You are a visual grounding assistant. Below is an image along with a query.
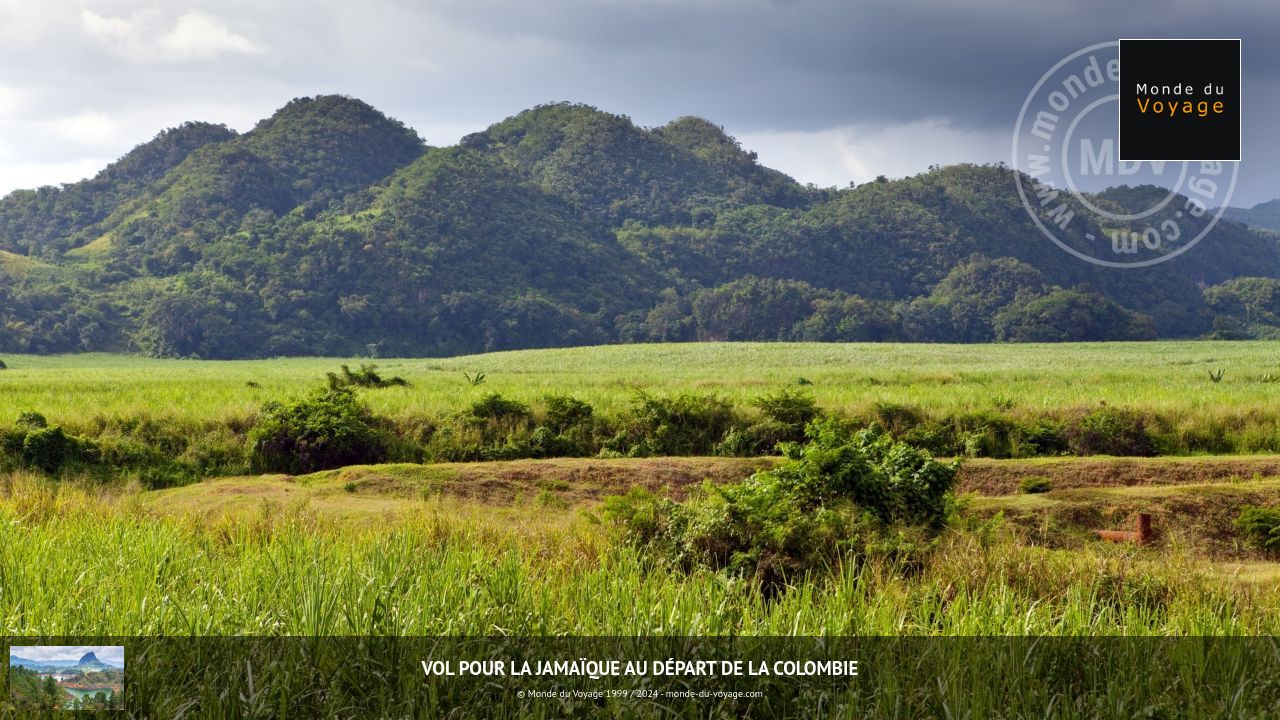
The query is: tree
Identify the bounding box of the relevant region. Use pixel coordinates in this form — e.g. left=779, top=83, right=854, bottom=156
left=994, top=288, right=1157, bottom=342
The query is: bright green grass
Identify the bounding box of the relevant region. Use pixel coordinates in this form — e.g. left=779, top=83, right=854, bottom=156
left=1, top=474, right=1276, bottom=637
left=2, top=341, right=1280, bottom=430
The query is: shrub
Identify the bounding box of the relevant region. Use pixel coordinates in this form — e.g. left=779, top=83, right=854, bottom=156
left=752, top=387, right=819, bottom=428
left=608, top=392, right=739, bottom=457
left=0, top=428, right=23, bottom=464
left=536, top=488, right=570, bottom=509
left=542, top=395, right=593, bottom=434
left=0, top=359, right=7, bottom=369
left=16, top=411, right=47, bottom=430
left=1064, top=406, right=1155, bottom=456
left=604, top=420, right=959, bottom=592
left=1017, top=418, right=1067, bottom=456
left=1234, top=506, right=1280, bottom=555
left=718, top=387, right=822, bottom=455
left=872, top=401, right=925, bottom=434
left=716, top=419, right=796, bottom=457
left=249, top=389, right=389, bottom=474
left=21, top=426, right=93, bottom=474
left=468, top=393, right=531, bottom=422
left=326, top=364, right=408, bottom=390
left=1019, top=476, right=1053, bottom=494
left=952, top=411, right=1018, bottom=458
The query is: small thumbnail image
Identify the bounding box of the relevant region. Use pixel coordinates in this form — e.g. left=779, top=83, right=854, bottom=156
left=8, top=645, right=124, bottom=712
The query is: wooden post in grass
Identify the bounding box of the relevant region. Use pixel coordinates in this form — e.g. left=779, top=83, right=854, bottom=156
left=1098, top=513, right=1153, bottom=546
left=1135, top=513, right=1152, bottom=545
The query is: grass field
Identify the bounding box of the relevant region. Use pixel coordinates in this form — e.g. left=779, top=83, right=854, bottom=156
left=3, top=341, right=1280, bottom=427
left=1, top=343, right=1279, bottom=642
left=1, top=465, right=1278, bottom=637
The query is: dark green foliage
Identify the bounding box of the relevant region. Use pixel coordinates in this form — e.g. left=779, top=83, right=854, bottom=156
left=16, top=411, right=47, bottom=429
left=249, top=389, right=390, bottom=474
left=720, top=387, right=821, bottom=456
left=8, top=665, right=61, bottom=710
left=468, top=393, right=531, bottom=422
left=994, top=288, right=1158, bottom=342
left=542, top=395, right=594, bottom=433
left=873, top=402, right=926, bottom=434
left=4, top=96, right=1280, bottom=355
left=690, top=276, right=827, bottom=341
left=0, top=122, right=236, bottom=255
left=1203, top=278, right=1280, bottom=339
left=22, top=425, right=73, bottom=473
left=326, top=364, right=408, bottom=390
left=1065, top=406, right=1156, bottom=457
left=2, top=411, right=97, bottom=474
left=1019, top=476, right=1053, bottom=494
left=1234, top=506, right=1280, bottom=555
left=926, top=255, right=1046, bottom=341
left=604, top=420, right=958, bottom=591
left=0, top=358, right=7, bottom=368
left=608, top=392, right=740, bottom=457
left=753, top=387, right=819, bottom=427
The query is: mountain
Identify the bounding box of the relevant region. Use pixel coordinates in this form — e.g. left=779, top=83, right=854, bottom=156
left=2, top=95, right=1280, bottom=357
left=1222, top=199, right=1280, bottom=233
left=9, top=656, right=55, bottom=670
left=0, top=121, right=236, bottom=255
left=75, top=651, right=118, bottom=670
left=7, top=652, right=118, bottom=671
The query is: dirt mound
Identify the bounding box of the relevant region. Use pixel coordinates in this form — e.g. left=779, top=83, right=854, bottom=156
left=958, top=456, right=1280, bottom=495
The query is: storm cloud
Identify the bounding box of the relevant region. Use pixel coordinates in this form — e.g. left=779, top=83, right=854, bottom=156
left=1, top=0, right=1276, bottom=203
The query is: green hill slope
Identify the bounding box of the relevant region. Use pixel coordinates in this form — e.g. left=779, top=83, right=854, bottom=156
left=2, top=97, right=1279, bottom=356
left=1222, top=198, right=1280, bottom=233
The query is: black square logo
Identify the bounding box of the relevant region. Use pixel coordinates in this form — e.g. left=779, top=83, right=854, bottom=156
left=1119, top=39, right=1240, bottom=161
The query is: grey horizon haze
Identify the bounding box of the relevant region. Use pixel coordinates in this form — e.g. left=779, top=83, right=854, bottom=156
left=1, top=0, right=1276, bottom=206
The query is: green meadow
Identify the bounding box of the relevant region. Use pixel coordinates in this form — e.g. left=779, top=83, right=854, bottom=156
left=1, top=472, right=1276, bottom=637
left=0, top=342, right=1278, bottom=645
left=4, top=340, right=1280, bottom=425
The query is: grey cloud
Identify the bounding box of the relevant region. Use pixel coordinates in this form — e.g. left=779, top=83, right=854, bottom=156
left=0, top=0, right=1275, bottom=203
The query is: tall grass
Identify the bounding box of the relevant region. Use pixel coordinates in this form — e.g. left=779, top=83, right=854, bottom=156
left=6, top=343, right=1280, bottom=463
left=2, top=341, right=1280, bottom=424
left=1, top=473, right=1275, bottom=637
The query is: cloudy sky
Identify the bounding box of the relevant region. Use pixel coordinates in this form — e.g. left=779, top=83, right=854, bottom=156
left=10, top=645, right=125, bottom=666
left=1, top=0, right=1277, bottom=205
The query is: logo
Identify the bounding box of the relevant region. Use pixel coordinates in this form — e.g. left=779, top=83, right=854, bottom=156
left=1012, top=41, right=1238, bottom=268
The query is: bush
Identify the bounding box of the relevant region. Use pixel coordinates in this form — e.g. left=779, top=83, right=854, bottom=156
left=326, top=364, right=408, bottom=390
left=752, top=387, right=819, bottom=427
left=716, top=419, right=796, bottom=457
left=1234, top=506, right=1280, bottom=555
left=468, top=393, right=531, bottom=422
left=1, top=412, right=96, bottom=475
left=16, top=411, right=47, bottom=430
left=21, top=426, right=95, bottom=474
left=872, top=402, right=925, bottom=434
left=249, top=389, right=390, bottom=474
left=1064, top=406, right=1155, bottom=456
left=0, top=359, right=7, bottom=369
left=1019, top=476, right=1053, bottom=494
left=718, top=387, right=822, bottom=455
left=607, top=392, right=740, bottom=457
left=1017, top=418, right=1068, bottom=456
left=542, top=395, right=593, bottom=434
left=604, top=420, right=959, bottom=592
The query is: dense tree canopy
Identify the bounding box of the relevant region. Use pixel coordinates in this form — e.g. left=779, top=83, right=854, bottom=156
left=2, top=96, right=1279, bottom=357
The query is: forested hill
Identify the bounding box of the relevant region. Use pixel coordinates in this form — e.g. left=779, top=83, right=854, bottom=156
left=2, top=95, right=1279, bottom=358
left=1223, top=199, right=1280, bottom=234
